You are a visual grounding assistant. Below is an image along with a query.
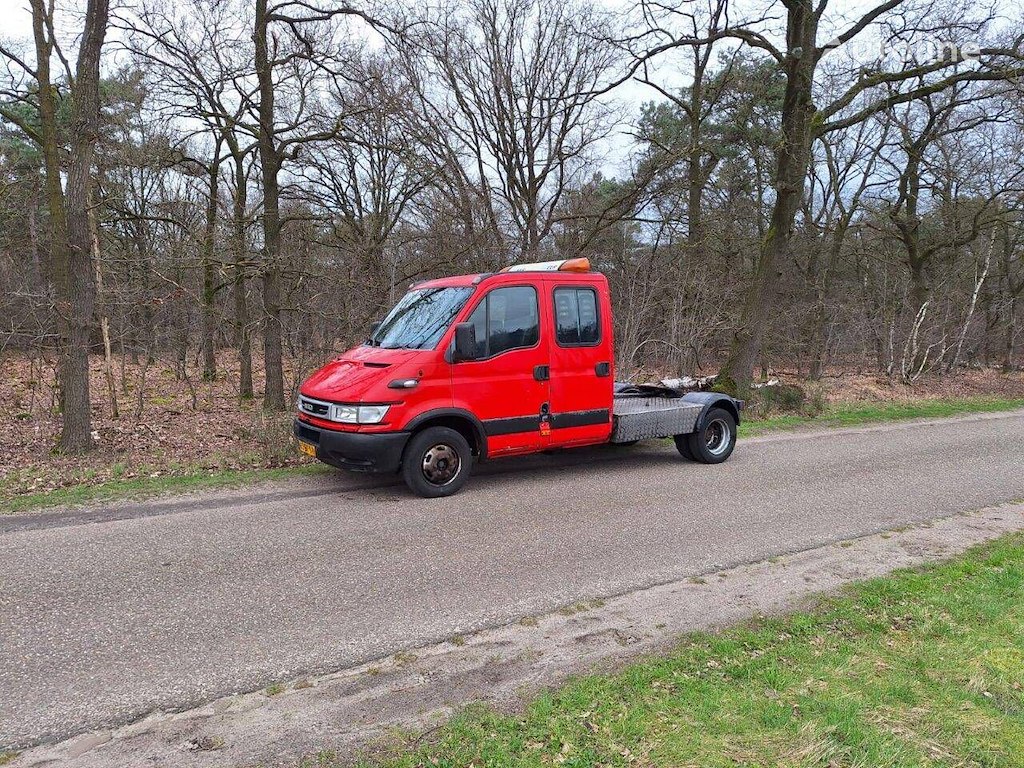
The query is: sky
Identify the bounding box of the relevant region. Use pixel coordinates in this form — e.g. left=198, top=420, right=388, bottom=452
left=0, top=0, right=1010, bottom=177
left=0, top=0, right=675, bottom=175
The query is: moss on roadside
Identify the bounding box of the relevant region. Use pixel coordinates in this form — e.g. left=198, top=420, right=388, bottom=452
left=709, top=371, right=742, bottom=398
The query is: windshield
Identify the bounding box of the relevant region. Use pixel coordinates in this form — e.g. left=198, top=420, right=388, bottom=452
left=368, top=286, right=474, bottom=350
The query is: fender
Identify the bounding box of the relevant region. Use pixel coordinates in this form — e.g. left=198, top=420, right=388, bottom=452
left=680, top=391, right=743, bottom=429
left=404, top=408, right=490, bottom=461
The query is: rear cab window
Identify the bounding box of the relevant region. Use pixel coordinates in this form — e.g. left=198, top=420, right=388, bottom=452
left=553, top=286, right=600, bottom=346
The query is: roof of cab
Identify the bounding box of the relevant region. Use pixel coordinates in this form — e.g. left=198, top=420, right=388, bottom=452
left=410, top=258, right=602, bottom=291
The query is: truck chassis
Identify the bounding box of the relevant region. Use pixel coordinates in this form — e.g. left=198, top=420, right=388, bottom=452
left=610, top=386, right=741, bottom=443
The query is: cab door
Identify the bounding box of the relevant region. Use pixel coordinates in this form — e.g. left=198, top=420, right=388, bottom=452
left=545, top=280, right=614, bottom=448
left=451, top=284, right=550, bottom=456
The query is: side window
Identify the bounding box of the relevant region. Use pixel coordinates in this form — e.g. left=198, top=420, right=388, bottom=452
left=554, top=287, right=600, bottom=346
left=466, top=298, right=488, bottom=358
left=465, top=286, right=539, bottom=357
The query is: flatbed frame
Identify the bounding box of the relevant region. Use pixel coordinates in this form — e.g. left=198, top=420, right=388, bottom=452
left=609, top=386, right=741, bottom=443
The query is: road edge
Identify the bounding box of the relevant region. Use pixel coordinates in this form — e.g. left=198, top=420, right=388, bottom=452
left=4, top=406, right=1023, bottom=530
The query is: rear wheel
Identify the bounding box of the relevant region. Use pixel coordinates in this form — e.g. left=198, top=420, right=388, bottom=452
left=401, top=426, right=472, bottom=498
left=673, top=434, right=695, bottom=460
left=679, top=407, right=736, bottom=464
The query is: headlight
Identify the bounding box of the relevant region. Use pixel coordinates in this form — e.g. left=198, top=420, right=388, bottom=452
left=356, top=404, right=390, bottom=424
left=326, top=403, right=390, bottom=424
left=328, top=404, right=359, bottom=423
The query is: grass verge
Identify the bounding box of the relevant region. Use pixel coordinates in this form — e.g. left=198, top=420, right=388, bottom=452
left=340, top=532, right=1024, bottom=768
left=0, top=464, right=328, bottom=515
left=741, top=395, right=1024, bottom=437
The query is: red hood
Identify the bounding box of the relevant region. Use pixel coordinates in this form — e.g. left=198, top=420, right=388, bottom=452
left=300, top=345, right=422, bottom=401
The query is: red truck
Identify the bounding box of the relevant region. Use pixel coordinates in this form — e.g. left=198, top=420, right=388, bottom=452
left=294, top=258, right=741, bottom=497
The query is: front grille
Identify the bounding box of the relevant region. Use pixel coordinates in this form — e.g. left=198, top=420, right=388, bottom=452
left=298, top=395, right=330, bottom=417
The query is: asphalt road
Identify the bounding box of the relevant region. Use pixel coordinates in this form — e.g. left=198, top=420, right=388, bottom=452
left=2, top=410, right=1024, bottom=748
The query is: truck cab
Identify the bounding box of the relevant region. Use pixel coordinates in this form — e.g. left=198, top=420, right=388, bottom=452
left=295, top=258, right=740, bottom=497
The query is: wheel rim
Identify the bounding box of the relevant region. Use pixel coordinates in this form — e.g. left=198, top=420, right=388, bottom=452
left=421, top=443, right=462, bottom=486
left=704, top=418, right=732, bottom=456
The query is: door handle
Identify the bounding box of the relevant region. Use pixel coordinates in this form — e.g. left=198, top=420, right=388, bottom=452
left=533, top=365, right=550, bottom=381
left=595, top=361, right=610, bottom=377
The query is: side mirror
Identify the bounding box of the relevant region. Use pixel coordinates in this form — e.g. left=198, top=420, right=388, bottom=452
left=452, top=322, right=477, bottom=362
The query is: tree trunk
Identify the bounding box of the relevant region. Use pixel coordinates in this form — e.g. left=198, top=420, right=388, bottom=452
left=231, top=152, right=254, bottom=398
left=30, top=0, right=110, bottom=452
left=999, top=217, right=1021, bottom=371
left=255, top=0, right=286, bottom=410
left=717, top=0, right=818, bottom=392
left=28, top=187, right=42, bottom=287
left=808, top=221, right=848, bottom=379
left=262, top=263, right=285, bottom=408
left=908, top=257, right=929, bottom=319
left=807, top=301, right=828, bottom=380
left=30, top=0, right=70, bottom=434
left=89, top=192, right=118, bottom=418
left=1006, top=294, right=1018, bottom=371
left=687, top=152, right=704, bottom=255
left=201, top=147, right=222, bottom=381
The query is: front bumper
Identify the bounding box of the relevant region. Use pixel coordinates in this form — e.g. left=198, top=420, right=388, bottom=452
left=293, top=418, right=409, bottom=473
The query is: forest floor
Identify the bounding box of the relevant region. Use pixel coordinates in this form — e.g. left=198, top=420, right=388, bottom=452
left=1, top=350, right=319, bottom=511
left=1, top=351, right=1023, bottom=513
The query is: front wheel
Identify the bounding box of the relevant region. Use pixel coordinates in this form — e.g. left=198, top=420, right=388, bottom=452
left=676, top=407, right=736, bottom=464
left=401, top=426, right=472, bottom=497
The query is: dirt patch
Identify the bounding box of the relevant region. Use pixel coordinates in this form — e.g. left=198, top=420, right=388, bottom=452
left=0, top=352, right=316, bottom=500
left=11, top=502, right=1024, bottom=768
left=816, top=367, right=1024, bottom=403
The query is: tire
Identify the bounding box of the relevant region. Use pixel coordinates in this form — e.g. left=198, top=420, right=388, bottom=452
left=673, top=434, right=695, bottom=460
left=681, top=407, right=736, bottom=464
left=401, top=426, right=473, bottom=497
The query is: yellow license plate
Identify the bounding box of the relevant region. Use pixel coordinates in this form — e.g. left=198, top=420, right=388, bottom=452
left=298, top=440, right=317, bottom=458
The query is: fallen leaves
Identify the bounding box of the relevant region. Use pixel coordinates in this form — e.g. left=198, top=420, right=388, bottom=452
left=1, top=352, right=312, bottom=502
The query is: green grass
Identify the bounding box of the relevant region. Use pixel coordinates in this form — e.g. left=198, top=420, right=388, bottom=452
left=348, top=534, right=1024, bottom=768
left=741, top=396, right=1024, bottom=437
left=0, top=464, right=328, bottom=515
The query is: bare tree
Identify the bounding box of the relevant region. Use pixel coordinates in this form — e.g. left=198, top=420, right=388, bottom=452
left=124, top=0, right=261, bottom=394
left=299, top=58, right=430, bottom=319
left=404, top=0, right=619, bottom=260
left=251, top=0, right=389, bottom=409
left=799, top=116, right=889, bottom=377
left=633, top=0, right=749, bottom=255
